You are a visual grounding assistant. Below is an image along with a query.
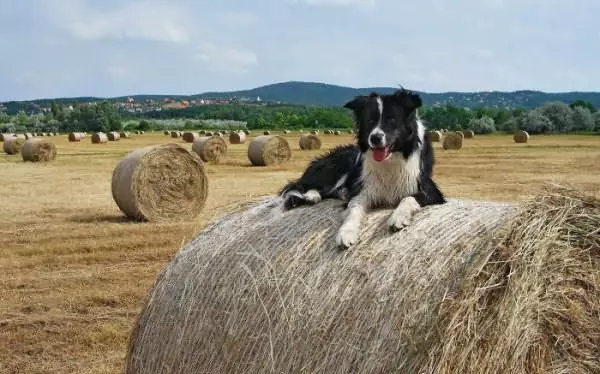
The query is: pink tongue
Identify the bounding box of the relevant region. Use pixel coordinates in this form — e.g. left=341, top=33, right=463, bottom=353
left=372, top=147, right=389, bottom=162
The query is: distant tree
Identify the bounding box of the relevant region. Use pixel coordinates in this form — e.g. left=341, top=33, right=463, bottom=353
left=569, top=106, right=595, bottom=132
left=496, top=116, right=519, bottom=133
left=137, top=120, right=151, bottom=131
left=594, top=111, right=600, bottom=131
left=569, top=99, right=596, bottom=113
left=518, top=110, right=553, bottom=134
left=16, top=111, right=28, bottom=126
left=0, top=112, right=9, bottom=124
left=539, top=102, right=572, bottom=132
left=467, top=115, right=496, bottom=134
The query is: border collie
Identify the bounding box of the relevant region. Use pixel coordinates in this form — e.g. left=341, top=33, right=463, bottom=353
left=280, top=89, right=446, bottom=249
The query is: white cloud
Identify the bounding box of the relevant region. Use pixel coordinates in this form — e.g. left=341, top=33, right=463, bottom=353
left=194, top=43, right=258, bottom=74
left=290, top=0, right=375, bottom=7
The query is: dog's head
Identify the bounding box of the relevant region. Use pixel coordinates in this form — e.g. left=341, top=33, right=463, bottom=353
left=344, top=89, right=422, bottom=162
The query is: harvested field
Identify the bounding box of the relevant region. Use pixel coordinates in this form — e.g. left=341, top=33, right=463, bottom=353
left=0, top=133, right=599, bottom=374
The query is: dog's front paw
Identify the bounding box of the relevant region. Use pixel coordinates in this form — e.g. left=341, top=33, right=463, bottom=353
left=303, top=189, right=322, bottom=204
left=336, top=225, right=359, bottom=249
left=388, top=197, right=420, bottom=232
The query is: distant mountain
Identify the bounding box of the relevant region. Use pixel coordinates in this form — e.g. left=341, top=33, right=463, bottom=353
left=3, top=81, right=600, bottom=111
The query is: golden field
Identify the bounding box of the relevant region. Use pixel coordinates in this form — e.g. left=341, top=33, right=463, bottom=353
left=1, top=132, right=599, bottom=374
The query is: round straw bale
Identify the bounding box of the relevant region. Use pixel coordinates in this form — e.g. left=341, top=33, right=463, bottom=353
left=91, top=132, right=108, bottom=144
left=513, top=130, right=530, bottom=143
left=263, top=130, right=271, bottom=135
left=120, top=132, right=132, bottom=139
left=334, top=130, right=341, bottom=135
left=68, top=132, right=85, bottom=142
left=247, top=135, right=291, bottom=166
left=324, top=129, right=332, bottom=134
left=243, top=129, right=250, bottom=135
left=310, top=130, right=319, bottom=135
left=348, top=129, right=354, bottom=134
left=462, top=129, right=475, bottom=138
left=442, top=132, right=463, bottom=150
left=24, top=133, right=35, bottom=140
left=299, top=134, right=322, bottom=150
left=135, top=131, right=140, bottom=135
left=204, top=131, right=213, bottom=136
left=107, top=131, right=120, bottom=141
left=283, top=130, right=290, bottom=134
left=229, top=131, right=246, bottom=144
left=3, top=137, right=26, bottom=155
left=426, top=130, right=443, bottom=142
left=111, top=144, right=208, bottom=222
left=199, top=130, right=206, bottom=135
left=127, top=184, right=600, bottom=374
left=170, top=131, right=179, bottom=138
left=182, top=132, right=199, bottom=143
left=0, top=133, right=15, bottom=141
left=455, top=131, right=465, bottom=139
left=192, top=136, right=228, bottom=163
left=21, top=138, right=57, bottom=162
left=14, top=134, right=26, bottom=139
left=164, top=131, right=170, bottom=136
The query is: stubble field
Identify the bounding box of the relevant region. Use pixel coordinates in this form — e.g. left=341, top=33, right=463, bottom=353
left=1, top=132, right=599, bottom=374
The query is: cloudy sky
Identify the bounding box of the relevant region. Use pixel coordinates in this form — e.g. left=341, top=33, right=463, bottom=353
left=0, top=0, right=597, bottom=101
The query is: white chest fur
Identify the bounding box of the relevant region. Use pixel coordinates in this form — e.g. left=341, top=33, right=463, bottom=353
left=359, top=150, right=421, bottom=208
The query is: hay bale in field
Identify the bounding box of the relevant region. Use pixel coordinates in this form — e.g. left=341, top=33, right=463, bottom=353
left=199, top=130, right=206, bottom=135
left=3, top=137, right=26, bottom=155
left=324, top=129, right=332, bottom=134
left=204, top=131, right=213, bottom=136
left=299, top=134, right=322, bottom=150
left=24, top=133, right=35, bottom=140
left=263, top=130, right=271, bottom=135
left=334, top=130, right=341, bottom=135
left=164, top=131, right=170, bottom=136
left=283, top=130, right=290, bottom=134
left=91, top=132, right=108, bottom=144
left=107, top=131, right=120, bottom=141
left=442, top=132, right=463, bottom=150
left=0, top=133, right=15, bottom=141
left=182, top=132, right=199, bottom=143
left=14, top=134, right=26, bottom=139
left=426, top=130, right=443, bottom=142
left=243, top=129, right=250, bottom=135
left=247, top=135, right=291, bottom=166
left=192, top=136, right=228, bottom=163
left=126, top=184, right=600, bottom=374
left=462, top=129, right=475, bottom=138
left=111, top=143, right=208, bottom=222
left=229, top=131, right=246, bottom=144
left=310, top=130, right=319, bottom=135
left=21, top=138, right=57, bottom=162
left=68, top=132, right=85, bottom=142
left=348, top=129, right=354, bottom=134
left=120, top=132, right=132, bottom=139
left=514, top=130, right=530, bottom=143
left=170, top=131, right=179, bottom=138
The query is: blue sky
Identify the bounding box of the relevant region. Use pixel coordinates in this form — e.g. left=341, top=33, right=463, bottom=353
left=0, top=0, right=597, bottom=101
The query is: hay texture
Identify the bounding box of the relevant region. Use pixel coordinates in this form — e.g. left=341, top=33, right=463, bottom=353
left=462, top=129, right=475, bottom=138
left=192, top=136, right=228, bottom=163
left=3, top=137, right=26, bottom=155
left=0, top=133, right=15, bottom=141
left=299, top=134, right=322, bottom=150
left=514, top=130, right=530, bottom=143
left=21, top=138, right=57, bottom=162
left=427, top=130, right=443, bottom=142
left=111, top=144, right=208, bottom=222
left=182, top=132, right=199, bottom=143
left=164, top=131, right=170, bottom=136
left=24, top=133, right=35, bottom=140
left=68, top=132, right=85, bottom=142
left=107, top=131, right=120, bottom=141
left=120, top=132, right=132, bottom=139
left=125, top=184, right=600, bottom=374
left=243, top=129, right=250, bottom=135
left=310, top=130, right=319, bottom=135
left=229, top=131, right=246, bottom=144
left=263, top=130, right=271, bottom=135
left=170, top=131, right=179, bottom=138
left=91, top=132, right=108, bottom=144
left=247, top=135, right=291, bottom=166
left=443, top=132, right=463, bottom=150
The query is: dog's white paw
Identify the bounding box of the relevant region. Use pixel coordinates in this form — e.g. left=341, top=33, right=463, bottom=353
left=388, top=197, right=421, bottom=232
left=336, top=224, right=359, bottom=249
left=303, top=189, right=322, bottom=204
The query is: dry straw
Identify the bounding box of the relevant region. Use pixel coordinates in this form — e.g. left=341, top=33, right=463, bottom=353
left=164, top=131, right=170, bottom=136
left=310, top=130, right=319, bottom=135
left=427, top=130, right=443, bottom=142
left=0, top=133, right=15, bottom=141
left=442, top=132, right=463, bottom=150
left=68, top=132, right=85, bottom=142
left=111, top=143, right=208, bottom=222
left=125, top=184, right=600, bottom=374
left=247, top=135, right=291, bottom=166
left=24, top=133, right=35, bottom=140
left=120, top=132, right=132, bottom=139
left=462, top=129, right=475, bottom=138
left=170, top=131, right=179, bottom=138
left=21, top=138, right=57, bottom=162
left=263, top=130, right=271, bottom=135
left=91, top=132, right=108, bottom=144
left=183, top=132, right=199, bottom=143
left=229, top=131, right=246, bottom=144
left=243, top=129, right=250, bottom=135
left=334, top=130, right=341, bottom=135
left=107, top=131, right=120, bottom=141
left=3, top=137, right=26, bottom=154
left=192, top=136, right=228, bottom=163
left=299, top=134, right=322, bottom=150
left=514, top=130, right=530, bottom=143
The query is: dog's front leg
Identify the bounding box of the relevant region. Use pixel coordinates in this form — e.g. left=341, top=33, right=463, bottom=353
left=336, top=195, right=366, bottom=249
left=388, top=179, right=445, bottom=232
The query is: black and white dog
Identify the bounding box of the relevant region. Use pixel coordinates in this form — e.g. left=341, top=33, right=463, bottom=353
left=280, top=89, right=445, bottom=249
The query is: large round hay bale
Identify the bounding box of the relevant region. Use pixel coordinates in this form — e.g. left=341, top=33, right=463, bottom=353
left=243, top=129, right=250, bottom=135
left=120, top=132, right=132, bottom=139
left=442, top=132, right=463, bottom=150
left=0, top=133, right=15, bottom=141
left=170, top=131, right=179, bottom=138
left=299, top=134, right=322, bottom=150
left=263, top=130, right=271, bottom=135
left=164, top=131, right=170, bottom=136
left=111, top=144, right=208, bottom=222
left=462, top=129, right=475, bottom=138
left=68, top=132, right=85, bottom=142
left=514, top=130, right=530, bottom=143
left=91, top=132, right=108, bottom=144
left=324, top=129, right=332, bottom=134
left=426, top=130, right=443, bottom=142
left=182, top=132, right=199, bottom=143
left=107, top=131, right=120, bottom=141
left=334, top=130, right=341, bottom=135
left=126, top=184, right=600, bottom=374
left=3, top=137, right=26, bottom=155
left=204, top=131, right=213, bottom=136
left=283, top=130, right=290, bottom=134
left=192, top=136, right=228, bottom=163
left=229, top=131, right=246, bottom=144
left=310, top=130, right=319, bottom=135
left=24, top=133, right=35, bottom=140
left=21, top=138, right=57, bottom=162
left=247, top=135, right=291, bottom=166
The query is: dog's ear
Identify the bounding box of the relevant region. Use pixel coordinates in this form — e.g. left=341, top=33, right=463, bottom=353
left=343, top=95, right=369, bottom=111
left=392, top=89, right=422, bottom=112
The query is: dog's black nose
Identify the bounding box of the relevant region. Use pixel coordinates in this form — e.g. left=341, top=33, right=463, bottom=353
left=369, top=132, right=384, bottom=147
